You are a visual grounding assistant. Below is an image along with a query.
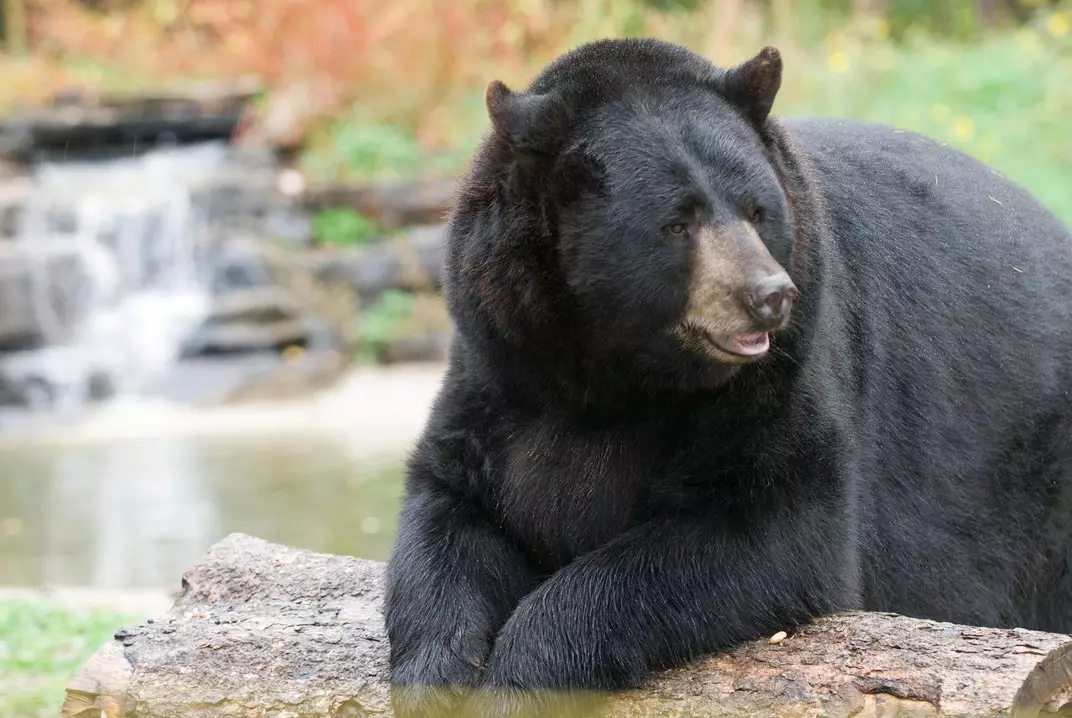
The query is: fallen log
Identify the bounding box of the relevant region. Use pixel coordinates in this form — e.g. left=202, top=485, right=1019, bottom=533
left=61, top=533, right=1072, bottom=717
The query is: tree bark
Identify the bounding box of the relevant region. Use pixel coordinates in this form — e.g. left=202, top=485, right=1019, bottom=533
left=61, top=533, right=1072, bottom=717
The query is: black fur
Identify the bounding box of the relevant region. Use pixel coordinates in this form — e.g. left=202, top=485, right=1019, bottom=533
left=383, top=38, right=1072, bottom=717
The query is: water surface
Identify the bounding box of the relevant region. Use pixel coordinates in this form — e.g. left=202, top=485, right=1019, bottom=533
left=0, top=434, right=405, bottom=591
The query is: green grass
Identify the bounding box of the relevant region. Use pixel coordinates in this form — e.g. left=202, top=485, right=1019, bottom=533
left=0, top=597, right=134, bottom=718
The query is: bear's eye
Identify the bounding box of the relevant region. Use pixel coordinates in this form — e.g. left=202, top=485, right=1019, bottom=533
left=665, top=222, right=688, bottom=236
left=745, top=203, right=765, bottom=224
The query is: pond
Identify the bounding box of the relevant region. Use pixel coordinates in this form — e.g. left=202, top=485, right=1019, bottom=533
left=0, top=434, right=407, bottom=591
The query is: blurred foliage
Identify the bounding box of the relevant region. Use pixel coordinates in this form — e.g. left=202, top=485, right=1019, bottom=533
left=313, top=208, right=381, bottom=247
left=307, top=120, right=427, bottom=183
left=785, top=23, right=1072, bottom=222
left=357, top=289, right=416, bottom=363
left=0, top=596, right=136, bottom=717
left=300, top=116, right=471, bottom=184
left=354, top=289, right=453, bottom=364
left=0, top=0, right=1069, bottom=222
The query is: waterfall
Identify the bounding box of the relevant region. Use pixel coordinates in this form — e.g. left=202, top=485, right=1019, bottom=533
left=0, top=142, right=229, bottom=414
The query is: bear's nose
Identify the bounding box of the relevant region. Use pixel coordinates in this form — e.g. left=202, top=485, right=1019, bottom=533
left=746, top=273, right=798, bottom=326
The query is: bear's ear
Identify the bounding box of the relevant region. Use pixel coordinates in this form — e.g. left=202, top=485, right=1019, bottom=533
left=486, top=80, right=570, bottom=169
left=720, top=46, right=783, bottom=127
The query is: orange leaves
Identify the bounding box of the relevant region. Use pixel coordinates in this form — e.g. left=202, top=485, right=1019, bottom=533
left=15, top=0, right=599, bottom=150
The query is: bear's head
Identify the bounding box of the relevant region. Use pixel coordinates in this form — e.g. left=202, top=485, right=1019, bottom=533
left=446, top=38, right=811, bottom=399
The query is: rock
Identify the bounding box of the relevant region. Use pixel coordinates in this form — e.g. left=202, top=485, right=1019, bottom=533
left=208, top=236, right=277, bottom=295
left=0, top=176, right=30, bottom=239
left=143, top=353, right=288, bottom=406
left=214, top=345, right=349, bottom=404
left=0, top=124, right=31, bottom=164
left=181, top=258, right=353, bottom=360
left=381, top=331, right=453, bottom=364
left=0, top=359, right=55, bottom=408
left=201, top=233, right=362, bottom=346
left=180, top=287, right=312, bottom=356
left=0, top=242, right=89, bottom=350
left=186, top=152, right=314, bottom=249
left=302, top=180, right=455, bottom=229
left=358, top=292, right=454, bottom=364
left=0, top=76, right=264, bottom=164
left=0, top=344, right=118, bottom=409
left=408, top=224, right=448, bottom=291
left=209, top=240, right=453, bottom=366
left=311, top=247, right=402, bottom=302
left=260, top=207, right=314, bottom=247
left=157, top=322, right=347, bottom=406
left=209, top=286, right=305, bottom=322
left=309, top=224, right=447, bottom=302
left=193, top=171, right=283, bottom=223
left=0, top=158, right=24, bottom=181
left=180, top=318, right=311, bottom=355
left=0, top=203, right=22, bottom=239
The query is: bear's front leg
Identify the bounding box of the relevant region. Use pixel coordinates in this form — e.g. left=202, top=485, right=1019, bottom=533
left=463, top=515, right=852, bottom=717
left=385, top=486, right=539, bottom=718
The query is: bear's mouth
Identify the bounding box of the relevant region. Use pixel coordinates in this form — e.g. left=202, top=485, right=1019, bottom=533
left=709, top=331, right=770, bottom=357
left=681, top=322, right=771, bottom=360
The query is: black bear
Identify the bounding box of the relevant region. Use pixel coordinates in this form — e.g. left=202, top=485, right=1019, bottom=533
left=383, top=37, right=1072, bottom=717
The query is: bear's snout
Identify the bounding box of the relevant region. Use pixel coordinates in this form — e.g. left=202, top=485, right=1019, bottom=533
left=744, top=272, right=797, bottom=329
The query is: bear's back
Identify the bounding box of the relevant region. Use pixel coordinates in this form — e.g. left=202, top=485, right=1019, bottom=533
left=781, top=117, right=1072, bottom=626
left=783, top=115, right=1072, bottom=400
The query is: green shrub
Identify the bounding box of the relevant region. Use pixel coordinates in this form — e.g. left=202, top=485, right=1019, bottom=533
left=356, top=289, right=416, bottom=362
left=313, top=208, right=381, bottom=247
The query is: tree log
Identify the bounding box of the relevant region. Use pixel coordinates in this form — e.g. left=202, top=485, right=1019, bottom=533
left=61, top=533, right=1072, bottom=717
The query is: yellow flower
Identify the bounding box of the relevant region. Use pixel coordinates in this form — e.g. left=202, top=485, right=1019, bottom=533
left=952, top=116, right=976, bottom=141
left=827, top=52, right=849, bottom=74
left=1047, top=12, right=1070, bottom=38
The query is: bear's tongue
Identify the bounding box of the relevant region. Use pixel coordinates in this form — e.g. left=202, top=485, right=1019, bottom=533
left=716, top=332, right=770, bottom=357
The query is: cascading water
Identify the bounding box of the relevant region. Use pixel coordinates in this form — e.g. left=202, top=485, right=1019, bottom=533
left=0, top=142, right=229, bottom=416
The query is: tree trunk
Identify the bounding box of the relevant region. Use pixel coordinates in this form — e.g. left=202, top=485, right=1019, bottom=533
left=61, top=533, right=1072, bottom=717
